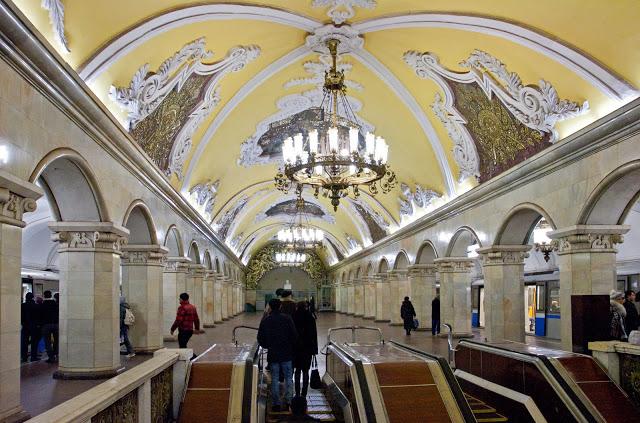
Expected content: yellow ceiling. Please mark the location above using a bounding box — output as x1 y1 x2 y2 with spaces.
12 0 640 263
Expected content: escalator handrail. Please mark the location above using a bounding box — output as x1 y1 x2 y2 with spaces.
241 342 260 423
232 325 259 346
326 326 385 348
389 341 476 423
457 339 597 423
328 342 378 423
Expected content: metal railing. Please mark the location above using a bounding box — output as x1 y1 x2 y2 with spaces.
325 325 385 349
442 323 458 366
232 325 259 346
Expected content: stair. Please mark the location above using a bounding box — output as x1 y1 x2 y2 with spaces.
266 390 337 422
464 393 508 422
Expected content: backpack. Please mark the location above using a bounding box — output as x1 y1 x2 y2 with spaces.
124 308 135 326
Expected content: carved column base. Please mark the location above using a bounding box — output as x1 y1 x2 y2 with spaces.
53 366 124 380
0 406 30 423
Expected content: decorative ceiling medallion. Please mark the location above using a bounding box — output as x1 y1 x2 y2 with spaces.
312 0 376 25
110 39 260 178
305 24 364 54
404 49 589 181
255 196 335 224
238 56 373 167
41 0 70 52
188 179 219 220
398 183 441 219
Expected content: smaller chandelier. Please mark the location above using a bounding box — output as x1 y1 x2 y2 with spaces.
533 219 556 262
277 226 324 245
275 251 307 266
275 38 396 211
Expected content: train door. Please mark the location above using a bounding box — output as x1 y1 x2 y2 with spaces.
524 284 536 334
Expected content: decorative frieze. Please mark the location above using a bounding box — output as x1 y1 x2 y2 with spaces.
49 222 129 253
548 225 629 255
311 0 376 25
408 264 437 277
122 245 168 266
434 257 475 273
477 245 530 266
164 257 191 273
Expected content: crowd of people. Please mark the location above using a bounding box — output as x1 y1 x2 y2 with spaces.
609 289 640 341
20 290 59 363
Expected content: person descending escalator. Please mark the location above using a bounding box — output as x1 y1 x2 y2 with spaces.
401 296 416 336
292 300 318 400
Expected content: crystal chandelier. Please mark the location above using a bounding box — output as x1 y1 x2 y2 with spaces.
274 39 396 211
275 251 307 266
277 194 324 249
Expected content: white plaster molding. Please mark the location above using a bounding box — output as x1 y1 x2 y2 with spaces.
345 233 362 253
79 5 319 82
311 0 376 25
110 39 260 178
305 24 364 53
41 0 69 53
188 179 220 220
404 50 589 180
351 49 457 196
354 13 637 101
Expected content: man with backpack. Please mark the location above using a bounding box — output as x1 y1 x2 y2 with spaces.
120 296 135 358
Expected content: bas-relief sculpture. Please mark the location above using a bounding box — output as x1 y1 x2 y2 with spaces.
189 179 219 218
404 49 588 181
398 183 441 219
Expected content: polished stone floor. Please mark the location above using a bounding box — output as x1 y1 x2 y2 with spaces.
20 312 560 417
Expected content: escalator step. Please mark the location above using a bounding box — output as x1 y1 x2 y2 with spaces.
475 417 508 423
470 405 497 413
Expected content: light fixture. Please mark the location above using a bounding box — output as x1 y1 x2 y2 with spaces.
533 219 556 262
274 38 396 211
277 194 325 249
275 251 307 266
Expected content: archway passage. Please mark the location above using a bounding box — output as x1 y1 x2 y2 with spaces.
255 267 317 311
416 241 438 264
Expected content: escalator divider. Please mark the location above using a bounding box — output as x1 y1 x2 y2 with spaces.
241 344 260 423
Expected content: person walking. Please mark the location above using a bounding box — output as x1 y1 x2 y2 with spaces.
432 295 441 336
170 293 203 351
41 290 59 363
258 298 298 412
623 290 639 333
120 296 135 358
21 292 42 362
401 296 416 336
309 296 317 319
292 301 318 399
609 290 628 341
280 290 297 316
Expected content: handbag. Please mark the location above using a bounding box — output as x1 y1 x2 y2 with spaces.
413 319 419 329
309 355 322 389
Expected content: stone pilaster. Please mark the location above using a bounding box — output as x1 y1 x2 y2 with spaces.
478 246 530 343
347 282 355 315
375 273 391 322
202 271 216 328
162 256 191 340
221 278 230 320
213 273 224 323
121 244 168 353
0 172 41 422
354 280 365 317
186 264 205 321
388 270 408 325
549 225 629 351
435 258 475 337
335 283 342 312
363 277 376 319
227 279 234 318
408 264 437 330
49 222 129 379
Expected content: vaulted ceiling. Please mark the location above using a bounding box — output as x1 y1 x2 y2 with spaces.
13 0 639 264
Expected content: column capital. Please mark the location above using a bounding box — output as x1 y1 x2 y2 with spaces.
49 221 129 254
548 225 629 254
121 244 169 265
477 245 530 266
188 263 206 276
0 170 43 227
204 270 217 279
434 257 475 273
374 272 389 281
407 263 437 277
164 256 191 272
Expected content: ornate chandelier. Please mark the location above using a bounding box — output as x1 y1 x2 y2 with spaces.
274 38 396 211
275 251 307 266
276 195 324 249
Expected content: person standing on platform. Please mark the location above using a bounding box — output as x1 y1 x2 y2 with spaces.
292 301 318 399
624 290 639 332
258 298 298 412
280 289 297 316
309 296 317 319
21 292 41 362
170 293 203 351
120 296 135 358
432 295 441 336
401 296 416 336
609 290 628 341
41 290 58 363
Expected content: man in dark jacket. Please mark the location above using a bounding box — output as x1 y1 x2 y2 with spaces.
624 290 639 333
41 290 59 363
432 295 440 336
21 292 42 362
401 297 416 335
258 298 298 412
280 290 297 316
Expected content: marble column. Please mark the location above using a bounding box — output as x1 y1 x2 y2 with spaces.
162 257 190 340
49 222 129 379
549 225 629 351
121 244 168 353
408 264 437 330
388 270 408 326
213 273 224 323
186 264 205 322
335 284 342 312
435 258 475 337
364 278 376 319
375 273 391 322
202 270 216 328
354 281 365 317
478 246 530 343
227 280 234 318
347 283 355 315
0 174 41 422
221 278 230 320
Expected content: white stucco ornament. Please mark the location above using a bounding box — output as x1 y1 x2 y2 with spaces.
41 0 70 52
305 24 364 54
312 0 376 25
398 183 442 219
189 179 220 219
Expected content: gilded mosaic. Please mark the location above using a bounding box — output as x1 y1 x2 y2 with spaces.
92 389 137 423
352 203 386 243
245 243 326 289
131 73 209 173
151 367 173 423
448 80 551 182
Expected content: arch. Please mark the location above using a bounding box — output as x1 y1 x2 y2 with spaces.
393 250 409 270
203 250 213 270
347 270 353 282
187 241 201 264
445 226 482 257
122 200 159 245
415 240 438 264
214 257 221 273
578 160 640 225
378 257 389 273
163 225 184 257
30 148 110 222
366 262 374 276
494 202 557 245
355 266 361 278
